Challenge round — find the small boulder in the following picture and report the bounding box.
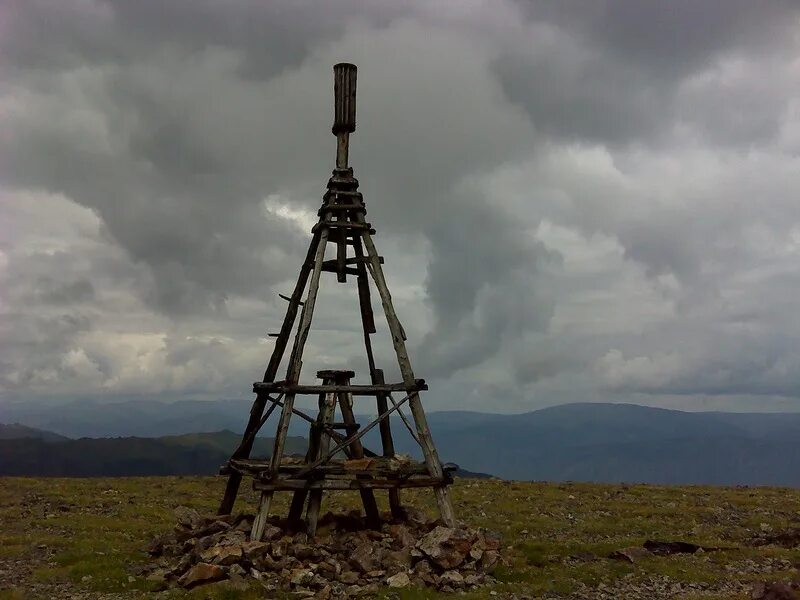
[439,570,465,587]
[386,572,411,588]
[178,562,227,589]
[478,550,500,572]
[174,506,203,530]
[338,571,359,585]
[200,544,243,566]
[348,543,377,573]
[752,582,799,600]
[290,568,314,587]
[417,526,474,570]
[382,548,412,573]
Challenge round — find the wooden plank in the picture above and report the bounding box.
[229,457,446,477]
[312,221,372,232]
[321,260,358,276]
[253,380,427,395]
[254,475,452,492]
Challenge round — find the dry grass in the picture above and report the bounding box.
[1,476,799,598]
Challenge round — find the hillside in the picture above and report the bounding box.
[407,404,800,486]
[2,476,799,599]
[0,431,306,477]
[0,423,69,442]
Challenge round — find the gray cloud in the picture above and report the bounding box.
[1,0,800,411]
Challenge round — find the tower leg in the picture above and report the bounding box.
[219,232,322,516]
[337,386,381,529]
[353,240,404,519]
[360,230,457,527]
[288,394,326,525]
[305,387,336,536]
[252,226,330,540]
[373,370,403,519]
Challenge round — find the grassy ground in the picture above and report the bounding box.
[1,476,799,599]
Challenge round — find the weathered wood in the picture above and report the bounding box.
[333,63,356,169]
[318,202,365,213]
[218,230,321,516]
[360,227,457,527]
[254,475,453,492]
[337,388,381,528]
[252,222,330,541]
[229,394,281,460]
[288,390,327,523]
[291,391,413,481]
[321,260,358,276]
[353,237,402,517]
[356,266,376,334]
[229,457,456,477]
[306,388,337,535]
[223,62,456,531]
[253,380,427,395]
[258,394,378,457]
[278,293,303,305]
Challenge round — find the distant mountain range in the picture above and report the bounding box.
[2,401,800,486]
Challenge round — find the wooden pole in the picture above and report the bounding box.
[352,238,403,518]
[305,386,337,536]
[218,231,321,516]
[251,223,330,541]
[360,230,457,527]
[333,63,356,169]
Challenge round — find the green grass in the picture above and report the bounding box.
[1,477,799,598]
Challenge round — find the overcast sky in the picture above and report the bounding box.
[2,0,800,414]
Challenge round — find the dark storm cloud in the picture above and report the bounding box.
[1,0,800,409]
[496,0,799,146]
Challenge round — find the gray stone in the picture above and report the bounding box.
[386,571,411,588]
[178,562,227,589]
[416,526,474,570]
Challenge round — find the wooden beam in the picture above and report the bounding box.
[259,394,378,458]
[254,475,453,492]
[253,380,427,395]
[291,391,413,481]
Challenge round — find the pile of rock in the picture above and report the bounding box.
[141,506,501,597]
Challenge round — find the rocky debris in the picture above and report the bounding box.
[751,528,800,549]
[142,507,501,595]
[751,582,800,600]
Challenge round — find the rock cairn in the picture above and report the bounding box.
[142,506,501,597]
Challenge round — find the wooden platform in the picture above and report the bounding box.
[224,456,456,493]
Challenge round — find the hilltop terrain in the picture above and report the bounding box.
[4,402,800,485]
[1,476,799,599]
[0,431,306,477]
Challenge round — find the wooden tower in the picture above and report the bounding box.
[218,63,456,540]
